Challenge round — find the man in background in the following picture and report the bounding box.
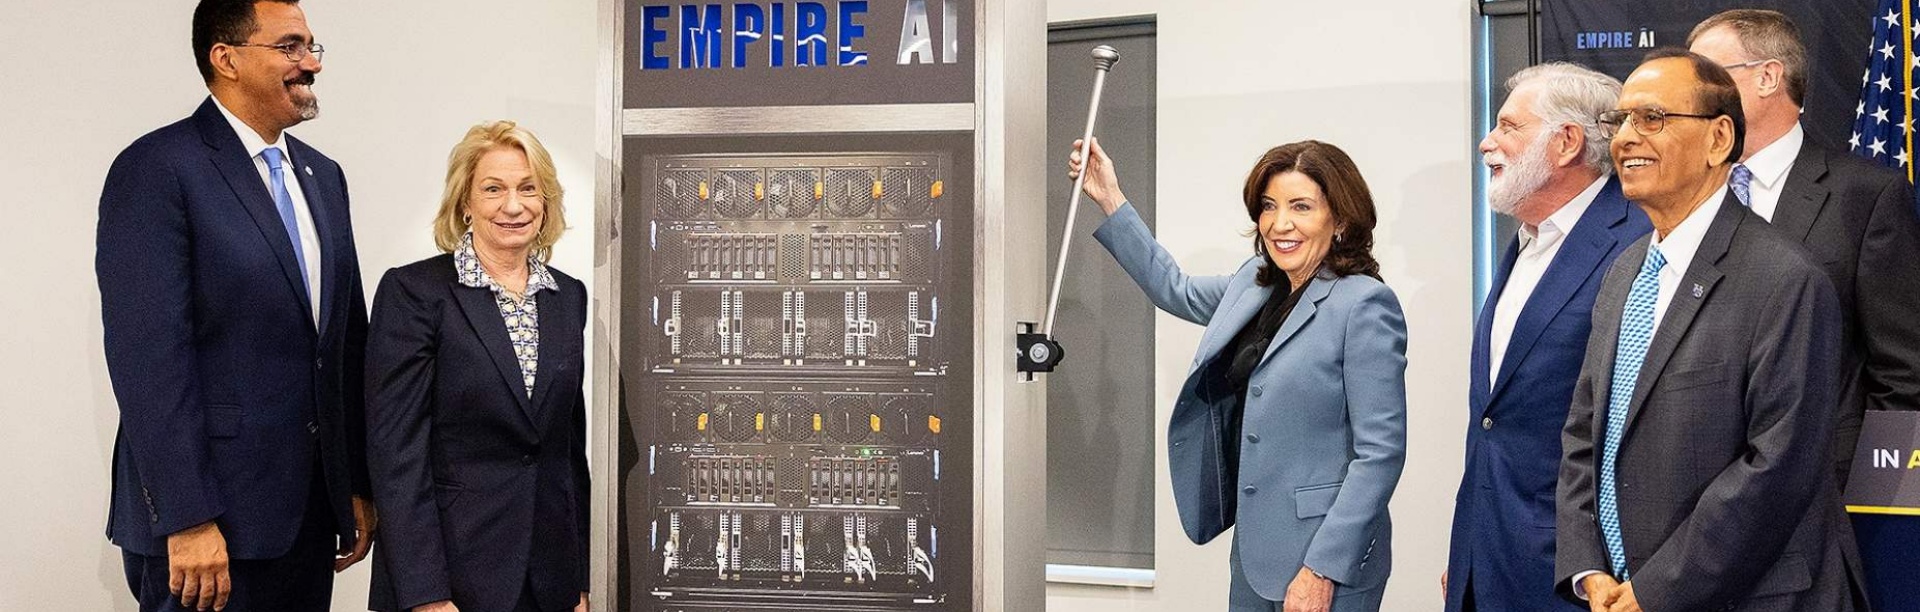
[97,1,375,609]
[1689,9,1920,487]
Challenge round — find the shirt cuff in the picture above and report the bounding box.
[1570,570,1607,601]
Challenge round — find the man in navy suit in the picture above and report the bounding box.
[1444,62,1650,612]
[97,1,375,610]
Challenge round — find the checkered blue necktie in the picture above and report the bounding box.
[1598,244,1666,580]
[260,148,311,298]
[1729,164,1753,208]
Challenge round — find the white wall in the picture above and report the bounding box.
[0,1,599,609]
[1043,1,1476,611]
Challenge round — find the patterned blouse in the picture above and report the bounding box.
[455,232,559,398]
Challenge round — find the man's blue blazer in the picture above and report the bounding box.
[1444,177,1648,612]
[97,97,369,559]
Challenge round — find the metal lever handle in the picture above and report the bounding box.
[1043,45,1120,338]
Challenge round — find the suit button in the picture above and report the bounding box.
[307,421,319,434]
[1243,486,1258,496]
[1171,440,1183,448]
[1249,386,1263,397]
[522,454,535,466]
[1245,434,1260,444]
[1482,417,1494,430]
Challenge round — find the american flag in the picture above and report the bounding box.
[1852,0,1916,181]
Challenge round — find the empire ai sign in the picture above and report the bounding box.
[638,0,962,70]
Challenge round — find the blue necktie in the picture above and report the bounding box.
[1598,244,1666,580]
[260,148,311,299]
[1729,164,1753,208]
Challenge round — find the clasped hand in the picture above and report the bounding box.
[1582,574,1642,612]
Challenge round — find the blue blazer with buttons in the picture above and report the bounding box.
[97,97,370,559]
[1093,203,1409,601]
[1445,177,1648,612]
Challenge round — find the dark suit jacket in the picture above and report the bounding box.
[1773,140,1920,484]
[97,97,369,559]
[1447,177,1649,612]
[1556,194,1864,611]
[365,255,591,612]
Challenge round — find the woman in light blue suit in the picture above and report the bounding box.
[1070,139,1408,611]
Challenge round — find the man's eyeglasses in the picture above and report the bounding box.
[1595,108,1720,139]
[1721,58,1772,71]
[230,41,324,63]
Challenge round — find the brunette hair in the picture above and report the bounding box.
[1241,140,1381,286]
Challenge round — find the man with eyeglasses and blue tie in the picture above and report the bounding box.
[1555,49,1867,612]
[97,1,375,610]
[1687,9,1920,491]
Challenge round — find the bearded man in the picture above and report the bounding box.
[1443,62,1651,612]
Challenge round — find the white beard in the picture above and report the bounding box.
[1487,128,1556,217]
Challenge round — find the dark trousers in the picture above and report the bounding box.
[123,474,336,612]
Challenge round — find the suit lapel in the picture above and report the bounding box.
[1471,240,1520,410]
[288,140,336,337]
[1588,239,1640,443]
[196,99,314,329]
[1489,187,1628,403]
[1198,283,1271,362]
[1769,139,1830,242]
[525,283,573,424]
[454,284,535,420]
[1621,194,1740,436]
[1255,270,1336,370]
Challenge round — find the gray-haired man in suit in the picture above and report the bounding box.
[1556,49,1867,612]
[1689,9,1920,488]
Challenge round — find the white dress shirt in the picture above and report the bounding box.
[1737,123,1803,222]
[1647,183,1728,333]
[1488,175,1609,387]
[212,96,322,326]
[1570,181,1728,599]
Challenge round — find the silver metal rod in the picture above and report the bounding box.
[1044,45,1119,337]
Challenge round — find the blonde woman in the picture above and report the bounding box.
[366,121,590,612]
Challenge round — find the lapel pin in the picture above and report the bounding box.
[1691,283,1704,298]
[304,166,313,176]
